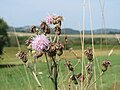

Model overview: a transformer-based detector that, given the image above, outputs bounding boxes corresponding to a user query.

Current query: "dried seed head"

[54,26,61,35]
[40,21,50,34]
[31,26,40,35]
[84,48,93,62]
[31,26,36,33]
[77,73,85,82]
[64,61,74,71]
[44,25,50,34]
[64,35,68,43]
[40,21,47,30]
[25,38,32,46]
[86,62,92,74]
[56,16,63,21]
[56,49,63,56]
[47,43,56,57]
[34,51,43,59]
[102,60,111,72]
[55,42,64,50]
[16,51,27,63]
[70,75,78,85]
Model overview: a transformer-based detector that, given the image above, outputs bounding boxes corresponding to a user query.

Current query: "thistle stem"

[52,56,58,90]
[45,52,51,75]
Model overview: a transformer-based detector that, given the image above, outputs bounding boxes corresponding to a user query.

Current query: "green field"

[0,46,120,90]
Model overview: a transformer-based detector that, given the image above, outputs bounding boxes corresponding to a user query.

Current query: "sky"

[0,0,120,30]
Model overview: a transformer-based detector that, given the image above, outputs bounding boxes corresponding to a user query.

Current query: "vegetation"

[0,18,9,55]
[0,46,120,90]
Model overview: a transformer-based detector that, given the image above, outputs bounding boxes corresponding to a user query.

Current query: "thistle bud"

[54,26,61,35]
[25,39,31,46]
[77,73,85,82]
[84,48,93,62]
[55,42,64,50]
[40,21,50,34]
[56,49,63,56]
[40,21,47,30]
[34,51,43,59]
[16,51,27,63]
[86,62,92,74]
[70,75,78,85]
[64,35,68,43]
[64,61,74,71]
[47,43,56,57]
[102,60,111,72]
[44,25,50,34]
[31,26,36,33]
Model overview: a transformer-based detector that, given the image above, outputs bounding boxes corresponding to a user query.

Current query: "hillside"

[8,26,120,34]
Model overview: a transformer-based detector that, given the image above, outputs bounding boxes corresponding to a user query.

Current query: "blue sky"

[0,0,120,30]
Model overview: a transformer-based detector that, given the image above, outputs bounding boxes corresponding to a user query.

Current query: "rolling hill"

[8,26,120,34]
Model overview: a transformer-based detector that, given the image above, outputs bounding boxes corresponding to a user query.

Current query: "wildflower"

[102,60,111,72]
[45,15,56,24]
[31,34,50,52]
[16,51,27,63]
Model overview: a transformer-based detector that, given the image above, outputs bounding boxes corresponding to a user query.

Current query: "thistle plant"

[64,47,111,90]
[16,14,111,90]
[16,14,63,90]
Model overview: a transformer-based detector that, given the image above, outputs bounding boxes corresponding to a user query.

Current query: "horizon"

[0,0,120,30]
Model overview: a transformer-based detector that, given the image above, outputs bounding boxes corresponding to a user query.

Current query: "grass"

[0,45,120,90]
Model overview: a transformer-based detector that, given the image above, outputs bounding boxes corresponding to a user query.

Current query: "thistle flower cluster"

[31,34,50,52]
[65,61,85,86]
[47,42,64,57]
[45,15,63,35]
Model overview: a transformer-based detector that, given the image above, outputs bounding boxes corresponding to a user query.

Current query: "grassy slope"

[0,46,120,90]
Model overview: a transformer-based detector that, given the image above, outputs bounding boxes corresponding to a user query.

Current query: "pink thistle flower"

[31,34,50,52]
[45,15,56,24]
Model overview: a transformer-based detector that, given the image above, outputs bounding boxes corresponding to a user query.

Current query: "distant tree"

[0,18,9,55]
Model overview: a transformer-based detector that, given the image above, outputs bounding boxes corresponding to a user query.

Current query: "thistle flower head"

[31,34,50,52]
[45,15,57,24]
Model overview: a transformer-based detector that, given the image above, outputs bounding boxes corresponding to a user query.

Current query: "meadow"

[0,33,120,90]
